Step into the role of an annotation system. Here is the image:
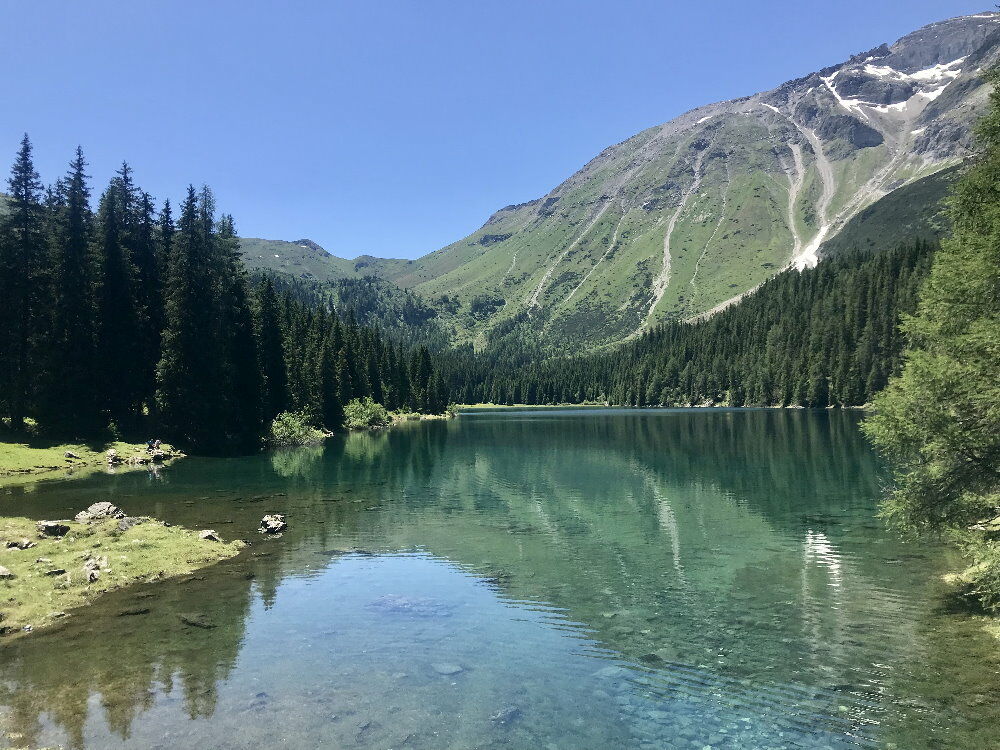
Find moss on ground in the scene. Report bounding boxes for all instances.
[0,437,183,487]
[0,515,243,638]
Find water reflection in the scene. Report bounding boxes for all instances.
[0,410,997,749]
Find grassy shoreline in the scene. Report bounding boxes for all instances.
[0,437,184,488]
[0,513,244,639]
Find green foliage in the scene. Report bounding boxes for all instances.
[864,71,1000,610]
[343,397,391,429]
[0,138,450,452]
[443,240,935,409]
[268,410,325,447]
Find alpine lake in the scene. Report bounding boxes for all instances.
[1,409,998,749]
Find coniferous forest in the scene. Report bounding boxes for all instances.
[439,240,936,409]
[0,137,449,452]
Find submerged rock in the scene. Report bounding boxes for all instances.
[432,663,464,676]
[5,538,34,550]
[118,607,150,616]
[259,514,287,534]
[490,705,522,725]
[75,502,125,523]
[36,521,70,537]
[178,612,216,629]
[0,566,14,579]
[368,594,454,618]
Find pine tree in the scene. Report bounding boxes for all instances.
[255,277,288,422]
[156,186,224,449]
[35,148,102,432]
[217,213,263,449]
[0,135,45,428]
[93,166,143,424]
[864,73,1000,603]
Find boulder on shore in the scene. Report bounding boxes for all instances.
[117,516,147,532]
[199,530,221,542]
[75,502,125,523]
[0,566,14,579]
[36,521,70,538]
[259,514,287,534]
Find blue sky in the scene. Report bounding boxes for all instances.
[0,1,986,259]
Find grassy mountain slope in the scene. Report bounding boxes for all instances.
[819,165,956,256]
[239,237,360,282]
[374,13,1000,349]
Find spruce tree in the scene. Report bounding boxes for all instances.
[93,168,143,424]
[156,186,223,449]
[0,135,45,429]
[864,72,1000,611]
[255,277,288,422]
[35,148,101,432]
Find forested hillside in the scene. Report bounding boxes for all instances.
[442,240,935,408]
[0,137,449,452]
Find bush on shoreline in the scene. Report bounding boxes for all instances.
[268,410,326,447]
[344,397,391,429]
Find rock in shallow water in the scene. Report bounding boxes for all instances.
[432,663,464,676]
[178,612,216,629]
[259,514,287,534]
[368,594,454,618]
[490,705,522,724]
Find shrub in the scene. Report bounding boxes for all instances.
[343,397,391,429]
[269,410,325,447]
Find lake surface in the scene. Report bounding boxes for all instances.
[1,409,998,749]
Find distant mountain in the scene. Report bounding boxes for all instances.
[239,238,448,347]
[239,237,360,282]
[242,12,998,350]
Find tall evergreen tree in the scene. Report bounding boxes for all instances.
[864,72,1000,610]
[156,186,223,448]
[255,277,288,422]
[0,135,45,428]
[215,214,263,448]
[93,166,143,423]
[35,148,101,432]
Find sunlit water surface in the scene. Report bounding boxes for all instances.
[1,409,998,749]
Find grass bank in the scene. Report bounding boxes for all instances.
[0,512,243,638]
[0,436,184,487]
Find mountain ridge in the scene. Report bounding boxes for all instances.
[242,11,998,350]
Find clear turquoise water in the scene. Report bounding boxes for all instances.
[1,409,998,749]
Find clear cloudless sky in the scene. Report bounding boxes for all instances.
[0,1,988,258]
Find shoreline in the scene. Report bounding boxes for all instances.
[0,438,185,488]
[455,403,870,411]
[0,509,244,640]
